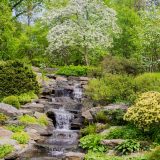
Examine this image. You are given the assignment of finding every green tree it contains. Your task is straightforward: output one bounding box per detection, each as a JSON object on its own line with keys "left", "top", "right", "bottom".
{"left": 16, "top": 22, "right": 48, "bottom": 60}
{"left": 0, "top": 0, "right": 15, "bottom": 60}
{"left": 104, "top": 1, "right": 142, "bottom": 58}
{"left": 138, "top": 8, "right": 160, "bottom": 72}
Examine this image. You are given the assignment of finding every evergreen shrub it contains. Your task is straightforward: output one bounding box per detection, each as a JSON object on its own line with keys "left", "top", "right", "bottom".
{"left": 0, "top": 60, "right": 39, "bottom": 99}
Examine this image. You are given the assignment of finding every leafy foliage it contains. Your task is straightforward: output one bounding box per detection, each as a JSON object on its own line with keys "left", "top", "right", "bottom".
{"left": 106, "top": 126, "right": 147, "bottom": 140}
{"left": 85, "top": 151, "right": 122, "bottom": 160}
{"left": 86, "top": 74, "right": 134, "bottom": 104}
{"left": 86, "top": 72, "right": 160, "bottom": 104}
{"left": 19, "top": 114, "right": 49, "bottom": 126}
{"left": 124, "top": 91, "right": 160, "bottom": 130}
{"left": 18, "top": 91, "right": 38, "bottom": 105}
{"left": 104, "top": 109, "right": 126, "bottom": 125}
{"left": 0, "top": 0, "right": 15, "bottom": 60}
{"left": 5, "top": 125, "right": 25, "bottom": 133}
{"left": 56, "top": 65, "right": 92, "bottom": 76}
{"left": 134, "top": 73, "right": 160, "bottom": 94}
{"left": 0, "top": 60, "right": 39, "bottom": 99}
{"left": 102, "top": 56, "right": 143, "bottom": 75}
{"left": 12, "top": 131, "right": 30, "bottom": 144}
{"left": 115, "top": 140, "right": 140, "bottom": 155}
{"left": 148, "top": 146, "right": 160, "bottom": 160}
{"left": 0, "top": 144, "right": 14, "bottom": 158}
{"left": 79, "top": 134, "right": 107, "bottom": 152}
{"left": 81, "top": 124, "right": 109, "bottom": 136}
{"left": 2, "top": 96, "right": 20, "bottom": 109}
{"left": 95, "top": 111, "right": 108, "bottom": 124}
{"left": 0, "top": 113, "right": 8, "bottom": 125}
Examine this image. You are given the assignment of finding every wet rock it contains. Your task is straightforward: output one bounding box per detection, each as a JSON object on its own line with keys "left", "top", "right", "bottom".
{"left": 25, "top": 124, "right": 53, "bottom": 136}
{"left": 0, "top": 127, "right": 13, "bottom": 138}
{"left": 56, "top": 76, "right": 68, "bottom": 82}
{"left": 32, "top": 66, "right": 40, "bottom": 72}
{"left": 89, "top": 107, "right": 102, "bottom": 118}
{"left": 64, "top": 152, "right": 85, "bottom": 160}
{"left": 22, "top": 103, "right": 44, "bottom": 112}
{"left": 42, "top": 86, "right": 53, "bottom": 95}
{"left": 101, "top": 139, "right": 125, "bottom": 147}
{"left": 26, "top": 128, "right": 41, "bottom": 141}
{"left": 79, "top": 77, "right": 89, "bottom": 81}
{"left": 0, "top": 103, "right": 21, "bottom": 117}
{"left": 0, "top": 138, "right": 17, "bottom": 146}
{"left": 71, "top": 118, "right": 83, "bottom": 130}
{"left": 46, "top": 74, "right": 56, "bottom": 79}
{"left": 19, "top": 109, "right": 34, "bottom": 116}
{"left": 81, "top": 110, "right": 93, "bottom": 122}
{"left": 103, "top": 104, "right": 128, "bottom": 111}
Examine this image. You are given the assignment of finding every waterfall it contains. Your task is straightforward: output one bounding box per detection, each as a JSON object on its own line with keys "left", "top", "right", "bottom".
{"left": 73, "top": 84, "right": 82, "bottom": 101}
{"left": 54, "top": 108, "right": 74, "bottom": 130}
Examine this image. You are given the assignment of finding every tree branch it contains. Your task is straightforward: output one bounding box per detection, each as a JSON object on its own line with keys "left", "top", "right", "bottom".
{"left": 11, "top": 0, "right": 25, "bottom": 9}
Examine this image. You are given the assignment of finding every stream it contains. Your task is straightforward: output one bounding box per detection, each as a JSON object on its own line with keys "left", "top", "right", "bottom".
{"left": 19, "top": 79, "right": 84, "bottom": 160}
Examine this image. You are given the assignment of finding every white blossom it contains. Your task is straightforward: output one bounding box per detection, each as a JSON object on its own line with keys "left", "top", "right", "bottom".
{"left": 44, "top": 0, "right": 120, "bottom": 65}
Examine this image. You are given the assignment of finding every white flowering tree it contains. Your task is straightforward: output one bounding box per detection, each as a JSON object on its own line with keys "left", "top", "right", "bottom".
{"left": 44, "top": 0, "right": 119, "bottom": 65}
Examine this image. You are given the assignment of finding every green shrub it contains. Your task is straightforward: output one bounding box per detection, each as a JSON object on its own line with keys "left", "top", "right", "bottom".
{"left": 148, "top": 146, "right": 160, "bottom": 160}
{"left": 106, "top": 126, "right": 147, "bottom": 141}
{"left": 56, "top": 65, "right": 94, "bottom": 76}
{"left": 81, "top": 124, "right": 97, "bottom": 136}
{"left": 134, "top": 73, "right": 160, "bottom": 94}
{"left": 19, "top": 115, "right": 37, "bottom": 124}
{"left": 85, "top": 151, "right": 123, "bottom": 160}
{"left": 6, "top": 125, "right": 25, "bottom": 133}
{"left": 18, "top": 91, "right": 38, "bottom": 105}
{"left": 12, "top": 131, "right": 30, "bottom": 144}
{"left": 79, "top": 134, "right": 107, "bottom": 152}
{"left": 86, "top": 74, "right": 134, "bottom": 104}
{"left": 102, "top": 55, "right": 143, "bottom": 75}
{"left": 124, "top": 92, "right": 160, "bottom": 130}
{"left": 0, "top": 145, "right": 14, "bottom": 158}
{"left": 19, "top": 114, "right": 49, "bottom": 126}
{"left": 115, "top": 140, "right": 140, "bottom": 155}
{"left": 37, "top": 115, "right": 49, "bottom": 126}
{"left": 86, "top": 72, "right": 160, "bottom": 105}
{"left": 2, "top": 96, "right": 20, "bottom": 109}
{"left": 0, "top": 60, "right": 39, "bottom": 99}
{"left": 0, "top": 113, "right": 8, "bottom": 125}
{"left": 104, "top": 109, "right": 126, "bottom": 125}
{"left": 95, "top": 111, "right": 108, "bottom": 123}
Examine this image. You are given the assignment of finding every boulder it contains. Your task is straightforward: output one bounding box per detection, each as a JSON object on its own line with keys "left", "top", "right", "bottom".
{"left": 79, "top": 77, "right": 89, "bottom": 81}
{"left": 64, "top": 152, "right": 85, "bottom": 160}
{"left": 56, "top": 76, "right": 68, "bottom": 82}
{"left": 25, "top": 124, "right": 53, "bottom": 136}
{"left": 0, "top": 127, "right": 13, "bottom": 138}
{"left": 103, "top": 104, "right": 128, "bottom": 111}
{"left": 26, "top": 128, "right": 41, "bottom": 141}
{"left": 19, "top": 109, "right": 34, "bottom": 116}
{"left": 22, "top": 103, "right": 44, "bottom": 112}
{"left": 101, "top": 139, "right": 125, "bottom": 147}
{"left": 81, "top": 110, "right": 93, "bottom": 122}
{"left": 0, "top": 103, "right": 21, "bottom": 117}
{"left": 0, "top": 138, "right": 18, "bottom": 146}
{"left": 46, "top": 74, "right": 56, "bottom": 79}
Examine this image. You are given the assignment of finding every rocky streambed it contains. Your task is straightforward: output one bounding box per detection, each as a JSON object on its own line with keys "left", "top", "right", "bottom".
{"left": 0, "top": 75, "right": 89, "bottom": 160}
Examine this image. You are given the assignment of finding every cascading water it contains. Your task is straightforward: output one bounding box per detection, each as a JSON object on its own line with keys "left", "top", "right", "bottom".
{"left": 73, "top": 84, "right": 83, "bottom": 102}
{"left": 45, "top": 83, "right": 83, "bottom": 158}
{"left": 54, "top": 108, "right": 74, "bottom": 130}
{"left": 20, "top": 82, "right": 83, "bottom": 160}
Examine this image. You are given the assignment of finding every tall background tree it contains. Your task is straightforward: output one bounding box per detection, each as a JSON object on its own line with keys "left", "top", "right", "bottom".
{"left": 0, "top": 0, "right": 16, "bottom": 60}
{"left": 44, "top": 0, "right": 120, "bottom": 65}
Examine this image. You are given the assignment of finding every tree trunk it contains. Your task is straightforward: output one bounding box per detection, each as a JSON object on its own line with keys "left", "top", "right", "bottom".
{"left": 84, "top": 46, "right": 89, "bottom": 66}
